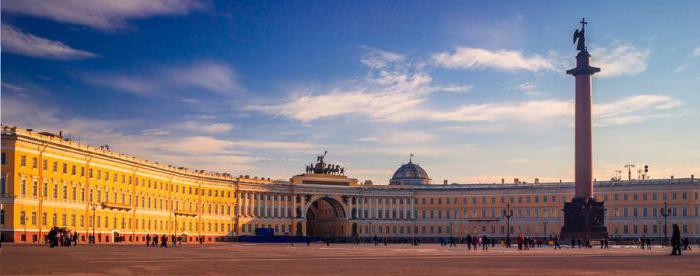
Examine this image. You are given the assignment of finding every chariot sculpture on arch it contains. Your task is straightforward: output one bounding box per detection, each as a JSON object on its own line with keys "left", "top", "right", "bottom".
{"left": 306, "top": 151, "right": 345, "bottom": 175}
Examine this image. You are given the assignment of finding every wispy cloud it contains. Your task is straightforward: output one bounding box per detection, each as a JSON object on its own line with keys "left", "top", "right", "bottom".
{"left": 250, "top": 49, "right": 680, "bottom": 128}
{"left": 595, "top": 95, "right": 681, "bottom": 126}
{"left": 2, "top": 0, "right": 206, "bottom": 31}
{"left": 1, "top": 89, "right": 314, "bottom": 173}
{"left": 591, "top": 43, "right": 650, "bottom": 78}
{"left": 1, "top": 24, "right": 98, "bottom": 60}
{"left": 694, "top": 47, "right": 700, "bottom": 58}
{"left": 80, "top": 60, "right": 239, "bottom": 96}
{"left": 248, "top": 49, "right": 435, "bottom": 122}
{"left": 515, "top": 82, "right": 540, "bottom": 96}
{"left": 431, "top": 47, "right": 556, "bottom": 72}
{"left": 180, "top": 121, "right": 235, "bottom": 134}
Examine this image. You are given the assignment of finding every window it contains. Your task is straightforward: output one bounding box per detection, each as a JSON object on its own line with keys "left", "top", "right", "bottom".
{"left": 32, "top": 157, "right": 38, "bottom": 169}
{"left": 32, "top": 180, "right": 38, "bottom": 196}
{"left": 20, "top": 178, "right": 27, "bottom": 195}
{"left": 62, "top": 163, "right": 67, "bottom": 174}
{"left": 0, "top": 176, "right": 5, "bottom": 194}
{"left": 20, "top": 211, "right": 26, "bottom": 225}
{"left": 53, "top": 161, "right": 58, "bottom": 172}
{"left": 72, "top": 165, "right": 76, "bottom": 175}
{"left": 21, "top": 155, "right": 27, "bottom": 166}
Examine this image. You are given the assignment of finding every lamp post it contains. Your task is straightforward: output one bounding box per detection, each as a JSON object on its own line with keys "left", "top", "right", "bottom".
{"left": 91, "top": 203, "right": 97, "bottom": 244}
{"left": 543, "top": 218, "right": 548, "bottom": 240}
{"left": 659, "top": 200, "right": 670, "bottom": 246}
{"left": 502, "top": 203, "right": 513, "bottom": 247}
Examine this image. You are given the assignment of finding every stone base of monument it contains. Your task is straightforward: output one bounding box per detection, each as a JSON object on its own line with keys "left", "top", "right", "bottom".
{"left": 560, "top": 197, "right": 608, "bottom": 240}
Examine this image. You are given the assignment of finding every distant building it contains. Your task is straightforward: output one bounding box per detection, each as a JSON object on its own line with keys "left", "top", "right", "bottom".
{"left": 1, "top": 125, "right": 698, "bottom": 243}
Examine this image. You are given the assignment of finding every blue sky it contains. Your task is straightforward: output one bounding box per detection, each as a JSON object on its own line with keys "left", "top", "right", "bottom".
{"left": 2, "top": 0, "right": 699, "bottom": 184}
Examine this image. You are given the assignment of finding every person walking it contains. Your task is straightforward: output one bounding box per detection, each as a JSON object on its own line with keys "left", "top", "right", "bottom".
{"left": 73, "top": 232, "right": 78, "bottom": 246}
{"left": 153, "top": 235, "right": 159, "bottom": 247}
{"left": 670, "top": 224, "right": 681, "bottom": 256}
{"left": 146, "top": 234, "right": 151, "bottom": 247}
{"left": 160, "top": 234, "right": 167, "bottom": 248}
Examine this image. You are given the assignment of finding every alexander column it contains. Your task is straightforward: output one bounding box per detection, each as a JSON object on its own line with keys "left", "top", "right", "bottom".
{"left": 560, "top": 18, "right": 608, "bottom": 241}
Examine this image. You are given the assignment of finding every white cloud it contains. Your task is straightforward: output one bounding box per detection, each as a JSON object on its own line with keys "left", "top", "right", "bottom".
{"left": 250, "top": 49, "right": 680, "bottom": 128}
{"left": 595, "top": 95, "right": 681, "bottom": 126}
{"left": 0, "top": 91, "right": 315, "bottom": 173}
{"left": 516, "top": 82, "right": 537, "bottom": 91}
{"left": 1, "top": 82, "right": 28, "bottom": 91}
{"left": 591, "top": 43, "right": 650, "bottom": 78}
{"left": 360, "top": 48, "right": 406, "bottom": 69}
{"left": 2, "top": 0, "right": 206, "bottom": 31}
{"left": 248, "top": 51, "right": 434, "bottom": 122}
{"left": 431, "top": 47, "right": 556, "bottom": 72}
{"left": 515, "top": 82, "right": 540, "bottom": 96}
{"left": 180, "top": 121, "right": 235, "bottom": 133}
{"left": 435, "top": 84, "right": 473, "bottom": 94}
{"left": 694, "top": 47, "right": 700, "bottom": 58}
{"left": 1, "top": 24, "right": 97, "bottom": 60}
{"left": 168, "top": 61, "right": 239, "bottom": 94}
{"left": 425, "top": 100, "right": 571, "bottom": 123}
{"left": 80, "top": 60, "right": 238, "bottom": 96}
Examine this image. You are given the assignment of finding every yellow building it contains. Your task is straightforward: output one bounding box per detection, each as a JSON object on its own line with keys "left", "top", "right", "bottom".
{"left": 1, "top": 125, "right": 698, "bottom": 244}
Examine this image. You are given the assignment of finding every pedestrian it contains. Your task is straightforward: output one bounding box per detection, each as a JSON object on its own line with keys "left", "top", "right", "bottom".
{"left": 153, "top": 235, "right": 159, "bottom": 247}
{"left": 517, "top": 235, "right": 523, "bottom": 250}
{"left": 646, "top": 238, "right": 652, "bottom": 250}
{"left": 73, "top": 232, "right": 78, "bottom": 246}
{"left": 571, "top": 238, "right": 575, "bottom": 249}
{"left": 670, "top": 224, "right": 681, "bottom": 256}
{"left": 161, "top": 234, "right": 167, "bottom": 248}
{"left": 466, "top": 235, "right": 472, "bottom": 250}
{"left": 172, "top": 234, "right": 176, "bottom": 247}
{"left": 146, "top": 234, "right": 151, "bottom": 247}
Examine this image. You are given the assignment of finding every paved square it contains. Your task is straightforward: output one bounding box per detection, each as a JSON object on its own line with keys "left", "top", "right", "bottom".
{"left": 1, "top": 243, "right": 699, "bottom": 275}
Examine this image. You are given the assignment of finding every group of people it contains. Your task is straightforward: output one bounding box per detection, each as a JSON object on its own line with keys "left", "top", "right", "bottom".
{"left": 670, "top": 224, "right": 694, "bottom": 255}
{"left": 637, "top": 237, "right": 653, "bottom": 250}
{"left": 47, "top": 227, "right": 78, "bottom": 248}
{"left": 144, "top": 234, "right": 181, "bottom": 248}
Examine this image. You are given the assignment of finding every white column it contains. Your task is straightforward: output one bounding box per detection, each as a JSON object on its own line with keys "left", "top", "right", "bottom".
{"left": 292, "top": 194, "right": 297, "bottom": 218}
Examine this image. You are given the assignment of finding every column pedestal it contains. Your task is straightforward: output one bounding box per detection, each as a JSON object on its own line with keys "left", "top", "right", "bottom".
{"left": 560, "top": 197, "right": 608, "bottom": 240}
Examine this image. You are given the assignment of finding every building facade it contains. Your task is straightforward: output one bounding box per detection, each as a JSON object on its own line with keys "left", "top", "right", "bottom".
{"left": 1, "top": 125, "right": 698, "bottom": 243}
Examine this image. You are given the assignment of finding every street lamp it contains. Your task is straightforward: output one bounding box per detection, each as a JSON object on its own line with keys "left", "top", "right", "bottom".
{"left": 91, "top": 203, "right": 97, "bottom": 244}
{"left": 660, "top": 200, "right": 670, "bottom": 246}
{"left": 543, "top": 218, "right": 548, "bottom": 240}
{"left": 502, "top": 203, "right": 513, "bottom": 247}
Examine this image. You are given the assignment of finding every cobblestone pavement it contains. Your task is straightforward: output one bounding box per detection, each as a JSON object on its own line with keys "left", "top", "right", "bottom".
{"left": 1, "top": 243, "right": 699, "bottom": 275}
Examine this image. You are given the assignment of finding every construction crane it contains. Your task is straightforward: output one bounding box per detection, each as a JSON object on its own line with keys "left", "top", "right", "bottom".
{"left": 624, "top": 164, "right": 635, "bottom": 181}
